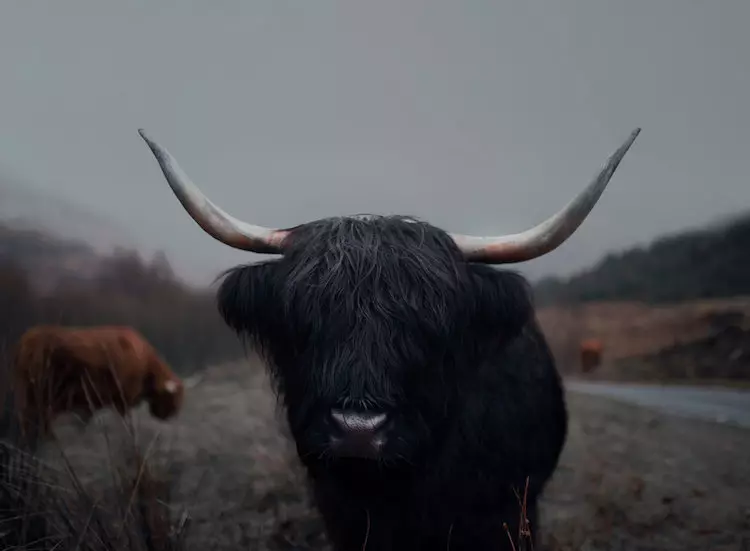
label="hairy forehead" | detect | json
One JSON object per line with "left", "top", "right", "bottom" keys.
{"left": 276, "top": 216, "right": 467, "bottom": 288}
{"left": 284, "top": 215, "right": 454, "bottom": 249}
{"left": 251, "top": 217, "right": 472, "bottom": 348}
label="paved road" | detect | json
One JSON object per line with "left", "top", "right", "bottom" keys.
{"left": 565, "top": 380, "right": 750, "bottom": 429}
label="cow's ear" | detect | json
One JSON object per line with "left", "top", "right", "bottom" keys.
{"left": 469, "top": 265, "right": 534, "bottom": 342}
{"left": 216, "top": 261, "right": 279, "bottom": 339}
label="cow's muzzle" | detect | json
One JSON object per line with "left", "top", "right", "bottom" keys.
{"left": 327, "top": 409, "right": 390, "bottom": 459}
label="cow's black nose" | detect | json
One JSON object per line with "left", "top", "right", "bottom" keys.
{"left": 328, "top": 409, "right": 389, "bottom": 458}
{"left": 330, "top": 409, "right": 388, "bottom": 434}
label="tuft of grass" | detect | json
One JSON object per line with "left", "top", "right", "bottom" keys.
{"left": 0, "top": 432, "right": 191, "bottom": 551}
{"left": 504, "top": 476, "right": 535, "bottom": 551}
{"left": 0, "top": 429, "right": 191, "bottom": 551}
{"left": 0, "top": 367, "right": 191, "bottom": 551}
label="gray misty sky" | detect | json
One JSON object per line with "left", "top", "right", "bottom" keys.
{"left": 1, "top": 1, "right": 748, "bottom": 286}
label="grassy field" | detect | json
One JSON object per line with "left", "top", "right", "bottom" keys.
{"left": 25, "top": 358, "right": 750, "bottom": 551}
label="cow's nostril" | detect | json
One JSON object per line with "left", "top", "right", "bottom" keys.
{"left": 329, "top": 409, "right": 388, "bottom": 435}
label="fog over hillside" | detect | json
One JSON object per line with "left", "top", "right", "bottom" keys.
{"left": 0, "top": 173, "right": 144, "bottom": 254}
{"left": 4, "top": 170, "right": 750, "bottom": 294}
{"left": 0, "top": 171, "right": 602, "bottom": 286}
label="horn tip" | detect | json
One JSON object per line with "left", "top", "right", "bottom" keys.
{"left": 137, "top": 128, "right": 164, "bottom": 160}
{"left": 137, "top": 128, "right": 152, "bottom": 143}
{"left": 617, "top": 127, "right": 642, "bottom": 156}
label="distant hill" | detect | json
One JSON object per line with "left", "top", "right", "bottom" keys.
{"left": 0, "top": 221, "right": 241, "bottom": 373}
{"left": 0, "top": 175, "right": 140, "bottom": 255}
{"left": 0, "top": 222, "right": 102, "bottom": 294}
{"left": 533, "top": 211, "right": 750, "bottom": 305}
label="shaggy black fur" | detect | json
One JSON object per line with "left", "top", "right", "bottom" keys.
{"left": 217, "top": 215, "right": 568, "bottom": 551}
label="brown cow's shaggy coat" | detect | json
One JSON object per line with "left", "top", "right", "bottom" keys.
{"left": 10, "top": 325, "right": 184, "bottom": 439}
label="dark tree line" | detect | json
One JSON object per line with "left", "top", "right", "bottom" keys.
{"left": 533, "top": 211, "right": 750, "bottom": 306}
{"left": 0, "top": 223, "right": 231, "bottom": 550}
{"left": 0, "top": 222, "right": 243, "bottom": 375}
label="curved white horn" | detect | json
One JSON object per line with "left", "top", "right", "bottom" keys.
{"left": 451, "top": 128, "right": 641, "bottom": 264}
{"left": 138, "top": 129, "right": 288, "bottom": 254}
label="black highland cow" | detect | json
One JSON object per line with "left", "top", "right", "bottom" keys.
{"left": 138, "top": 127, "right": 641, "bottom": 550}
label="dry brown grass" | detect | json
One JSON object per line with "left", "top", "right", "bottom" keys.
{"left": 1, "top": 353, "right": 748, "bottom": 550}
{"left": 8, "top": 357, "right": 743, "bottom": 551}
{"left": 0, "top": 423, "right": 189, "bottom": 551}
{"left": 0, "top": 347, "right": 190, "bottom": 551}
{"left": 503, "top": 477, "right": 534, "bottom": 551}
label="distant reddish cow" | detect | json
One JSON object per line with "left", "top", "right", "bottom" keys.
{"left": 11, "top": 325, "right": 185, "bottom": 439}
{"left": 579, "top": 338, "right": 604, "bottom": 373}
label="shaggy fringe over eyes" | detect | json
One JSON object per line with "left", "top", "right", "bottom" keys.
{"left": 216, "top": 215, "right": 535, "bottom": 396}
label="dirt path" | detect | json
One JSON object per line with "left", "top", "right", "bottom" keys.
{"left": 566, "top": 380, "right": 750, "bottom": 429}
{"left": 37, "top": 361, "right": 750, "bottom": 551}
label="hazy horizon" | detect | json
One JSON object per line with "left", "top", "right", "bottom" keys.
{"left": 3, "top": 171, "right": 748, "bottom": 288}
{"left": 1, "top": 1, "right": 748, "bottom": 285}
